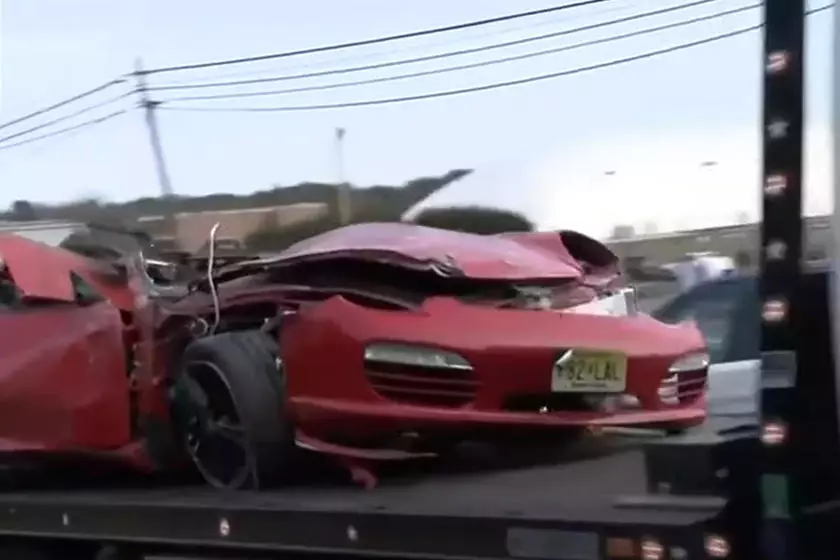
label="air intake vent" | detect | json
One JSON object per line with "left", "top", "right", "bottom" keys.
{"left": 659, "top": 370, "right": 707, "bottom": 404}
{"left": 365, "top": 361, "right": 478, "bottom": 407}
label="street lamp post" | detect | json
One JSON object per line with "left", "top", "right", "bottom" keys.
{"left": 335, "top": 127, "right": 352, "bottom": 225}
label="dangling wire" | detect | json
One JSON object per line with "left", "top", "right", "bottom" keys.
{"left": 207, "top": 223, "right": 222, "bottom": 334}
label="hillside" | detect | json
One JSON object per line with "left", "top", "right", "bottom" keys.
{"left": 4, "top": 169, "right": 472, "bottom": 222}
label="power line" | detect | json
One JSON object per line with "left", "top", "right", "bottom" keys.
{"left": 158, "top": 4, "right": 833, "bottom": 114}
{"left": 155, "top": 1, "right": 633, "bottom": 87}
{"left": 141, "top": 0, "right": 609, "bottom": 75}
{"left": 0, "top": 0, "right": 709, "bottom": 137}
{"left": 159, "top": 27, "right": 758, "bottom": 112}
{"left": 150, "top": 0, "right": 722, "bottom": 92}
{"left": 165, "top": 2, "right": 757, "bottom": 103}
{"left": 0, "top": 4, "right": 604, "bottom": 150}
{"left": 0, "top": 93, "right": 131, "bottom": 145}
{"left": 0, "top": 110, "right": 128, "bottom": 152}
{"left": 0, "top": 79, "right": 125, "bottom": 132}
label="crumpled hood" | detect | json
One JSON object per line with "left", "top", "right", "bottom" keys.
{"left": 247, "top": 223, "right": 619, "bottom": 282}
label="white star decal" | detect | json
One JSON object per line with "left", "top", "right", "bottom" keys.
{"left": 764, "top": 175, "right": 787, "bottom": 196}
{"left": 766, "top": 51, "right": 790, "bottom": 74}
{"left": 767, "top": 120, "right": 789, "bottom": 139}
{"left": 765, "top": 240, "right": 787, "bottom": 261}
{"left": 762, "top": 299, "right": 788, "bottom": 323}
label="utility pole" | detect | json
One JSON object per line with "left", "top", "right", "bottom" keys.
{"left": 134, "top": 58, "right": 177, "bottom": 241}
{"left": 335, "top": 127, "right": 351, "bottom": 225}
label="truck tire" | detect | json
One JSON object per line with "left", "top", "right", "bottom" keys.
{"left": 172, "top": 330, "right": 293, "bottom": 489}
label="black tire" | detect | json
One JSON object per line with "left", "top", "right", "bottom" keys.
{"left": 172, "top": 330, "right": 293, "bottom": 489}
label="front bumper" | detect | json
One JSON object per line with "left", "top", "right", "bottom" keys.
{"left": 293, "top": 395, "right": 707, "bottom": 436}
{"left": 283, "top": 296, "right": 708, "bottom": 439}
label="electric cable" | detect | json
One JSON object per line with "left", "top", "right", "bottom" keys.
{"left": 0, "top": 0, "right": 702, "bottom": 133}
{"left": 0, "top": 109, "right": 129, "bottom": 152}
{"left": 166, "top": 2, "right": 758, "bottom": 103}
{"left": 0, "top": 2, "right": 612, "bottom": 134}
{"left": 154, "top": 0, "right": 634, "bottom": 87}
{"left": 0, "top": 93, "right": 131, "bottom": 145}
{"left": 0, "top": 79, "right": 125, "bottom": 132}
{"left": 150, "top": 0, "right": 723, "bottom": 92}
{"left": 158, "top": 4, "right": 832, "bottom": 113}
{"left": 140, "top": 0, "right": 609, "bottom": 75}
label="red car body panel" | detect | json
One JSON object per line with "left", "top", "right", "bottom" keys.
{"left": 283, "top": 295, "right": 707, "bottom": 440}
{"left": 0, "top": 233, "right": 82, "bottom": 302}
{"left": 0, "top": 301, "right": 131, "bottom": 451}
{"left": 245, "top": 223, "right": 618, "bottom": 282}
{"left": 0, "top": 233, "right": 134, "bottom": 309}
{"left": 0, "top": 233, "right": 144, "bottom": 463}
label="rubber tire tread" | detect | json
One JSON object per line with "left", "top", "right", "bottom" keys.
{"left": 181, "top": 330, "right": 292, "bottom": 488}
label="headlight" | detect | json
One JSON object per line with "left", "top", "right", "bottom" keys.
{"left": 668, "top": 352, "right": 710, "bottom": 373}
{"left": 364, "top": 343, "right": 472, "bottom": 370}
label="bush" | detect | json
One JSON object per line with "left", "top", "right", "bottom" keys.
{"left": 412, "top": 206, "right": 534, "bottom": 234}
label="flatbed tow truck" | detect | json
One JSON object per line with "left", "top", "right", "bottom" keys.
{"left": 0, "top": 1, "right": 835, "bottom": 558}
{"left": 0, "top": 428, "right": 748, "bottom": 560}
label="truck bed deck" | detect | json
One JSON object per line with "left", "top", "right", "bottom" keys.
{"left": 0, "top": 433, "right": 728, "bottom": 559}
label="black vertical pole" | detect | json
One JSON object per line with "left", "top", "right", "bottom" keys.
{"left": 757, "top": 0, "right": 805, "bottom": 558}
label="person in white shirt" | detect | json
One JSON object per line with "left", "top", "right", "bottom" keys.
{"left": 671, "top": 253, "right": 736, "bottom": 292}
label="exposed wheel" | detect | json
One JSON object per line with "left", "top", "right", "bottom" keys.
{"left": 171, "top": 331, "right": 293, "bottom": 489}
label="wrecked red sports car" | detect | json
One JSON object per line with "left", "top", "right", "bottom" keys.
{"left": 0, "top": 222, "right": 707, "bottom": 490}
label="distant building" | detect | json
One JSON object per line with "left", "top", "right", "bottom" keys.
{"left": 605, "top": 214, "right": 833, "bottom": 264}
{"left": 136, "top": 203, "right": 329, "bottom": 252}
{"left": 0, "top": 220, "right": 84, "bottom": 247}
{"left": 0, "top": 202, "right": 329, "bottom": 254}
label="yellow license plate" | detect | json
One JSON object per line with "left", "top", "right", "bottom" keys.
{"left": 551, "top": 350, "right": 627, "bottom": 393}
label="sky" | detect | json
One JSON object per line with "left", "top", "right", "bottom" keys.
{"left": 0, "top": 0, "right": 836, "bottom": 238}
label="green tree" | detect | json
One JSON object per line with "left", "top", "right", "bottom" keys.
{"left": 9, "top": 200, "right": 37, "bottom": 221}
{"left": 412, "top": 206, "right": 534, "bottom": 234}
